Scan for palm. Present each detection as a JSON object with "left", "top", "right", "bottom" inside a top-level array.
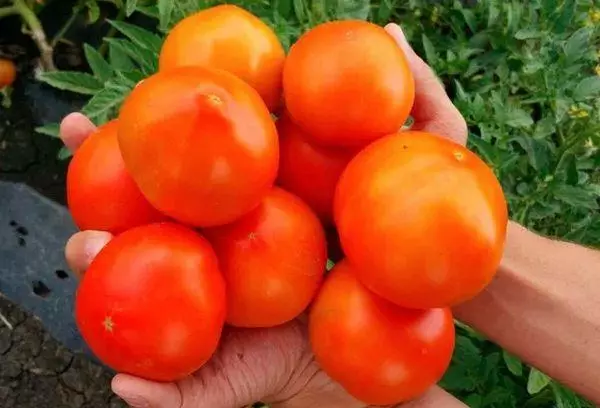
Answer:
[{"left": 111, "top": 319, "right": 363, "bottom": 408}]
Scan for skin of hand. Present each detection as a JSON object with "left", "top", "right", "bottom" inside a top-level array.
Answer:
[
  {"left": 61, "top": 23, "right": 469, "bottom": 408},
  {"left": 61, "top": 22, "right": 600, "bottom": 408}
]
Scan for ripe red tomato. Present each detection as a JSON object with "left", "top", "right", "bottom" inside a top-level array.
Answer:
[
  {"left": 75, "top": 223, "right": 226, "bottom": 382},
  {"left": 159, "top": 4, "right": 285, "bottom": 112},
  {"left": 283, "top": 20, "right": 414, "bottom": 147},
  {"left": 204, "top": 188, "right": 327, "bottom": 328},
  {"left": 309, "top": 260, "right": 455, "bottom": 405},
  {"left": 276, "top": 114, "right": 358, "bottom": 224},
  {"left": 334, "top": 131, "right": 508, "bottom": 309},
  {"left": 117, "top": 66, "right": 279, "bottom": 228},
  {"left": 66, "top": 120, "right": 167, "bottom": 234},
  {"left": 0, "top": 59, "right": 16, "bottom": 88}
]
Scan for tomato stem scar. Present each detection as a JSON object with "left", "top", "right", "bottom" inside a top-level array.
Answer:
[{"left": 103, "top": 316, "right": 115, "bottom": 332}]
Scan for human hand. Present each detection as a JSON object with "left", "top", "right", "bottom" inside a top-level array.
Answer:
[{"left": 62, "top": 23, "right": 468, "bottom": 408}]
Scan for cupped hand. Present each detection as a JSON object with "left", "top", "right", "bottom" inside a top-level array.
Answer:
[{"left": 62, "top": 24, "right": 467, "bottom": 408}]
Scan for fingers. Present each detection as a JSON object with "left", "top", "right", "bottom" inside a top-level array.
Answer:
[
  {"left": 65, "top": 231, "right": 112, "bottom": 278},
  {"left": 60, "top": 112, "right": 97, "bottom": 152},
  {"left": 385, "top": 23, "right": 468, "bottom": 145},
  {"left": 112, "top": 374, "right": 182, "bottom": 408},
  {"left": 110, "top": 322, "right": 308, "bottom": 408}
]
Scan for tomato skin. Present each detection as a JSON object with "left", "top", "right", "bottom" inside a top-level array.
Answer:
[
  {"left": 66, "top": 120, "right": 167, "bottom": 234},
  {"left": 75, "top": 223, "right": 226, "bottom": 382},
  {"left": 159, "top": 4, "right": 285, "bottom": 112},
  {"left": 334, "top": 131, "right": 508, "bottom": 309},
  {"left": 276, "top": 114, "right": 358, "bottom": 224},
  {"left": 204, "top": 187, "right": 327, "bottom": 328},
  {"left": 309, "top": 260, "right": 455, "bottom": 405},
  {"left": 283, "top": 20, "right": 414, "bottom": 147},
  {"left": 0, "top": 59, "right": 16, "bottom": 87},
  {"left": 118, "top": 66, "right": 279, "bottom": 228}
]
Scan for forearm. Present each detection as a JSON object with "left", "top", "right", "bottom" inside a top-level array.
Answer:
[{"left": 454, "top": 222, "right": 600, "bottom": 403}]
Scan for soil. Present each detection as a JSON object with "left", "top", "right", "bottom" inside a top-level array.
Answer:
[
  {"left": 0, "top": 294, "right": 126, "bottom": 408},
  {"left": 0, "top": 4, "right": 128, "bottom": 407}
]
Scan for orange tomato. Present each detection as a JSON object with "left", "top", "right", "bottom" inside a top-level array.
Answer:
[
  {"left": 283, "top": 20, "right": 414, "bottom": 147},
  {"left": 117, "top": 66, "right": 279, "bottom": 228},
  {"left": 204, "top": 188, "right": 327, "bottom": 328},
  {"left": 334, "top": 131, "right": 508, "bottom": 309},
  {"left": 76, "top": 223, "right": 226, "bottom": 382},
  {"left": 67, "top": 120, "right": 167, "bottom": 234},
  {"left": 276, "top": 114, "right": 358, "bottom": 224},
  {"left": 159, "top": 4, "right": 285, "bottom": 112},
  {"left": 0, "top": 59, "right": 16, "bottom": 88},
  {"left": 309, "top": 260, "right": 455, "bottom": 405}
]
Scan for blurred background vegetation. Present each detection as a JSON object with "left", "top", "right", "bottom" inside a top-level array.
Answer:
[{"left": 1, "top": 0, "right": 599, "bottom": 407}]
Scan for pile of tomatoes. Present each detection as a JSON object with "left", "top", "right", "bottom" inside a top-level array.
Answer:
[{"left": 69, "top": 5, "right": 508, "bottom": 405}]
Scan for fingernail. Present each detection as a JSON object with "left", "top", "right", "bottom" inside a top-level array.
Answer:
[
  {"left": 384, "top": 23, "right": 413, "bottom": 54},
  {"left": 83, "top": 231, "right": 111, "bottom": 259}
]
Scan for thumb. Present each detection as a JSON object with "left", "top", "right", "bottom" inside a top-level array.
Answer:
[
  {"left": 112, "top": 374, "right": 182, "bottom": 407},
  {"left": 385, "top": 23, "right": 467, "bottom": 145}
]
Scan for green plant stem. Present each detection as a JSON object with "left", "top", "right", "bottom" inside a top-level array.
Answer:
[
  {"left": 0, "top": 5, "right": 18, "bottom": 18},
  {"left": 99, "top": 6, "right": 127, "bottom": 57},
  {"left": 12, "top": 0, "right": 56, "bottom": 71},
  {"left": 51, "top": 2, "right": 85, "bottom": 47}
]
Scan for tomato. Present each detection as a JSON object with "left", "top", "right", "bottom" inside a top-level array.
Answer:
[
  {"left": 334, "top": 131, "right": 508, "bottom": 309},
  {"left": 159, "top": 4, "right": 285, "bottom": 112},
  {"left": 75, "top": 223, "right": 226, "bottom": 382},
  {"left": 117, "top": 66, "right": 279, "bottom": 228},
  {"left": 66, "top": 120, "right": 167, "bottom": 234},
  {"left": 0, "top": 59, "right": 16, "bottom": 88},
  {"left": 204, "top": 187, "right": 327, "bottom": 328},
  {"left": 309, "top": 260, "right": 455, "bottom": 405},
  {"left": 276, "top": 114, "right": 358, "bottom": 224},
  {"left": 283, "top": 20, "right": 414, "bottom": 147}
]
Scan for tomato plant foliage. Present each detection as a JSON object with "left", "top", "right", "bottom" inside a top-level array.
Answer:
[{"left": 38, "top": 0, "right": 599, "bottom": 406}]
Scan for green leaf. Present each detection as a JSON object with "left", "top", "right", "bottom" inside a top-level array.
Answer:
[
  {"left": 505, "top": 108, "right": 533, "bottom": 128},
  {"left": 84, "top": 44, "right": 113, "bottom": 82},
  {"left": 35, "top": 123, "right": 60, "bottom": 138},
  {"left": 421, "top": 34, "right": 437, "bottom": 65},
  {"left": 81, "top": 82, "right": 131, "bottom": 122},
  {"left": 57, "top": 145, "right": 72, "bottom": 160},
  {"left": 104, "top": 38, "right": 157, "bottom": 75},
  {"left": 86, "top": 0, "right": 101, "bottom": 23},
  {"left": 551, "top": 381, "right": 593, "bottom": 408},
  {"left": 564, "top": 27, "right": 591, "bottom": 63},
  {"left": 125, "top": 0, "right": 137, "bottom": 16},
  {"left": 157, "top": 0, "right": 174, "bottom": 31},
  {"left": 527, "top": 368, "right": 551, "bottom": 395},
  {"left": 553, "top": 185, "right": 599, "bottom": 210},
  {"left": 512, "top": 136, "right": 551, "bottom": 173},
  {"left": 502, "top": 350, "right": 523, "bottom": 376},
  {"left": 293, "top": 0, "right": 307, "bottom": 23},
  {"left": 107, "top": 20, "right": 163, "bottom": 53},
  {"left": 334, "top": 0, "right": 370, "bottom": 20},
  {"left": 109, "top": 41, "right": 135, "bottom": 71},
  {"left": 515, "top": 28, "right": 543, "bottom": 40},
  {"left": 573, "top": 77, "right": 600, "bottom": 100},
  {"left": 37, "top": 71, "right": 103, "bottom": 95},
  {"left": 326, "top": 259, "right": 335, "bottom": 271}
]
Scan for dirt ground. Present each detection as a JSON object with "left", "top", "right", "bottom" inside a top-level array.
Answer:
[{"left": 0, "top": 295, "right": 126, "bottom": 408}]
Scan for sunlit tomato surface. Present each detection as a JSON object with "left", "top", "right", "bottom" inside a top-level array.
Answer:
[
  {"left": 309, "top": 260, "right": 455, "bottom": 405},
  {"left": 75, "top": 223, "right": 226, "bottom": 382},
  {"left": 159, "top": 4, "right": 285, "bottom": 112},
  {"left": 66, "top": 120, "right": 167, "bottom": 234},
  {"left": 0, "top": 59, "right": 16, "bottom": 87},
  {"left": 204, "top": 188, "right": 327, "bottom": 328},
  {"left": 118, "top": 66, "right": 279, "bottom": 228},
  {"left": 283, "top": 20, "right": 414, "bottom": 147},
  {"left": 276, "top": 114, "right": 358, "bottom": 224},
  {"left": 335, "top": 131, "right": 508, "bottom": 309}
]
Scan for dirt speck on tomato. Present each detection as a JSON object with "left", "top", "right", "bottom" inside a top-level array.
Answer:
[{"left": 103, "top": 316, "right": 115, "bottom": 333}]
